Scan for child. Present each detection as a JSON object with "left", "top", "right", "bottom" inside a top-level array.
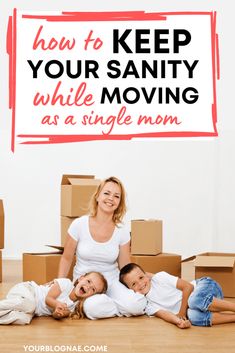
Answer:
[
  {"left": 120, "top": 263, "right": 235, "bottom": 328},
  {"left": 0, "top": 271, "right": 107, "bottom": 325}
]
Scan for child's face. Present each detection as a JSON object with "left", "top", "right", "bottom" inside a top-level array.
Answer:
[
  {"left": 74, "top": 273, "right": 104, "bottom": 298},
  {"left": 123, "top": 267, "right": 151, "bottom": 295}
]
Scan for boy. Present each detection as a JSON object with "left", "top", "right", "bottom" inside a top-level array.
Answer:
[{"left": 120, "top": 263, "right": 235, "bottom": 328}]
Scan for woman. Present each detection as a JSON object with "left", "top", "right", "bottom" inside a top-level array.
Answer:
[{"left": 58, "top": 176, "right": 146, "bottom": 319}]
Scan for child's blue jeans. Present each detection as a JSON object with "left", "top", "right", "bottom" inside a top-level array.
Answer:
[{"left": 187, "top": 277, "right": 223, "bottom": 326}]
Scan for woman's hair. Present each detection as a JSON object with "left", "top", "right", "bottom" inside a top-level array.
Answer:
[
  {"left": 70, "top": 272, "right": 108, "bottom": 320},
  {"left": 89, "top": 176, "right": 127, "bottom": 224}
]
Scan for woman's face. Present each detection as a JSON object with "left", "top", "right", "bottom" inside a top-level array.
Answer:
[{"left": 96, "top": 181, "right": 121, "bottom": 215}]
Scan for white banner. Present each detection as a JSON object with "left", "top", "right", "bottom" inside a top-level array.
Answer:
[{"left": 7, "top": 10, "right": 219, "bottom": 150}]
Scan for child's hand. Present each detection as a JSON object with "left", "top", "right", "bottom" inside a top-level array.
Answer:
[
  {"left": 176, "top": 312, "right": 187, "bottom": 320},
  {"left": 176, "top": 317, "right": 191, "bottom": 329},
  {"left": 52, "top": 302, "right": 70, "bottom": 319}
]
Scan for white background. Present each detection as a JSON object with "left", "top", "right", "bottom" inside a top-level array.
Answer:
[{"left": 0, "top": 0, "right": 234, "bottom": 260}]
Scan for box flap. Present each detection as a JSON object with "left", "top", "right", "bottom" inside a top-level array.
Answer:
[
  {"left": 181, "top": 255, "right": 196, "bottom": 263},
  {"left": 23, "top": 252, "right": 62, "bottom": 256},
  {"left": 46, "top": 245, "right": 77, "bottom": 255},
  {"left": 23, "top": 245, "right": 64, "bottom": 255},
  {"left": 67, "top": 178, "right": 100, "bottom": 186},
  {"left": 195, "top": 255, "right": 235, "bottom": 268},
  {"left": 61, "top": 174, "right": 95, "bottom": 185},
  {"left": 46, "top": 245, "right": 64, "bottom": 252}
]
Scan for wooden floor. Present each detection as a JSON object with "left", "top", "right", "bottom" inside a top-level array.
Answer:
[{"left": 0, "top": 261, "right": 235, "bottom": 353}]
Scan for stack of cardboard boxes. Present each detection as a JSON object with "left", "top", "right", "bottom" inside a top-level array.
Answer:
[
  {"left": 23, "top": 174, "right": 100, "bottom": 284},
  {"left": 60, "top": 174, "right": 100, "bottom": 245},
  {"left": 130, "top": 220, "right": 235, "bottom": 298},
  {"left": 130, "top": 219, "right": 181, "bottom": 277},
  {"left": 0, "top": 200, "right": 4, "bottom": 282}
]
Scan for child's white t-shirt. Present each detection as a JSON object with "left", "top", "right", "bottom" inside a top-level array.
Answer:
[
  {"left": 68, "top": 215, "right": 130, "bottom": 283},
  {"left": 145, "top": 271, "right": 195, "bottom": 316},
  {"left": 31, "top": 278, "right": 77, "bottom": 316}
]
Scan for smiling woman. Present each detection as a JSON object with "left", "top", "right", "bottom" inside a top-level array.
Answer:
[{"left": 58, "top": 176, "right": 147, "bottom": 320}]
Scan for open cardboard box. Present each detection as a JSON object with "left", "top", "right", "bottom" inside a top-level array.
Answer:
[
  {"left": 131, "top": 219, "right": 162, "bottom": 255},
  {"left": 60, "top": 216, "right": 76, "bottom": 246},
  {"left": 61, "top": 174, "right": 100, "bottom": 217},
  {"left": 183, "top": 252, "right": 235, "bottom": 297},
  {"left": 23, "top": 245, "right": 75, "bottom": 284},
  {"left": 0, "top": 199, "right": 4, "bottom": 249},
  {"left": 131, "top": 253, "right": 181, "bottom": 277}
]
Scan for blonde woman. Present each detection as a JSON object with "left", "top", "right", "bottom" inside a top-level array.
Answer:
[{"left": 58, "top": 176, "right": 146, "bottom": 319}]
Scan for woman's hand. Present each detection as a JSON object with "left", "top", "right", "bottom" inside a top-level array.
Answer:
[{"left": 145, "top": 272, "right": 154, "bottom": 279}]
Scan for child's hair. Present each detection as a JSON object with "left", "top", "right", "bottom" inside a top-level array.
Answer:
[
  {"left": 70, "top": 272, "right": 108, "bottom": 320},
  {"left": 119, "top": 263, "right": 145, "bottom": 287}
]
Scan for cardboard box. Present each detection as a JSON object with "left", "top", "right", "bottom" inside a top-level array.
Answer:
[
  {"left": 131, "top": 253, "right": 181, "bottom": 277},
  {"left": 23, "top": 246, "right": 75, "bottom": 284},
  {"left": 0, "top": 250, "right": 2, "bottom": 282},
  {"left": 0, "top": 200, "right": 4, "bottom": 249},
  {"left": 61, "top": 174, "right": 100, "bottom": 217},
  {"left": 61, "top": 216, "right": 77, "bottom": 246},
  {"left": 131, "top": 219, "right": 162, "bottom": 255},
  {"left": 181, "top": 260, "right": 195, "bottom": 282},
  {"left": 183, "top": 252, "right": 235, "bottom": 297}
]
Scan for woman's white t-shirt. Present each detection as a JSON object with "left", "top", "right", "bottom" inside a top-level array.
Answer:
[
  {"left": 68, "top": 215, "right": 130, "bottom": 283},
  {"left": 31, "top": 278, "right": 77, "bottom": 316}
]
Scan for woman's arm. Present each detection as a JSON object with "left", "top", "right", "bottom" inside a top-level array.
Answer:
[
  {"left": 156, "top": 310, "right": 191, "bottom": 329},
  {"left": 58, "top": 235, "right": 77, "bottom": 278},
  {"left": 118, "top": 241, "right": 131, "bottom": 269},
  {"left": 176, "top": 278, "right": 194, "bottom": 318}
]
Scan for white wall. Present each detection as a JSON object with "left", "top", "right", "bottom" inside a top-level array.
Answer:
[{"left": 0, "top": 0, "right": 234, "bottom": 259}]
